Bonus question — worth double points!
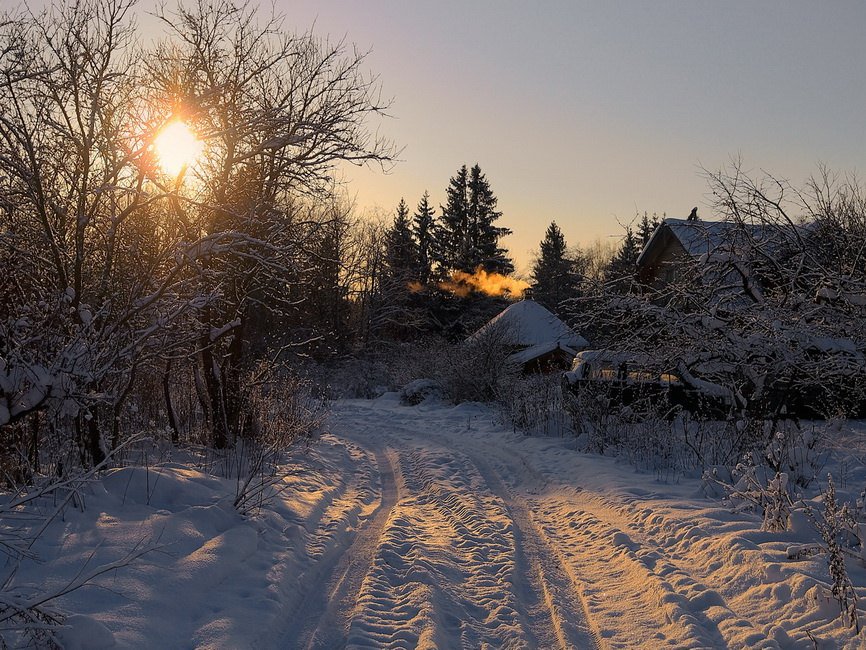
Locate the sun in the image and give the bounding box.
[154,120,203,176]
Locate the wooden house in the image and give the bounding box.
[467,299,589,373]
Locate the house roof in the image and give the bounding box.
[636,217,797,268]
[508,341,578,365]
[467,299,589,349]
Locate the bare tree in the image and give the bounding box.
[0,0,205,468]
[568,161,866,467]
[143,0,395,448]
[0,0,396,474]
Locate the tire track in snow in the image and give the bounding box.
[332,402,771,647]
[467,439,717,647]
[473,433,780,647]
[356,409,599,648]
[346,442,531,648]
[342,416,599,649]
[278,443,400,649]
[302,439,380,562]
[446,431,732,648]
[465,450,601,650]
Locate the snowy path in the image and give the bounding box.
[283,446,400,648]
[281,397,790,649]
[283,399,816,648]
[35,394,861,648]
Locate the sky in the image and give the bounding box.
[139,1,866,273]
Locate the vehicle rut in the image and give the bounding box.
[344,419,601,649]
[280,444,400,649]
[467,450,602,650]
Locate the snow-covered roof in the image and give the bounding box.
[468,299,589,349]
[636,217,795,268]
[508,341,578,365]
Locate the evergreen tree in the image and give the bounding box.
[435,165,470,275]
[436,163,513,276]
[384,198,417,280]
[308,223,350,348]
[412,191,436,285]
[606,226,641,284]
[531,221,581,314]
[375,199,424,340]
[467,163,513,274]
[637,211,661,248]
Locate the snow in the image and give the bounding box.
[468,299,589,349]
[6,398,866,648]
[507,340,577,365]
[637,217,800,267]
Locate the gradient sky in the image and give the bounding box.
[127,1,866,273]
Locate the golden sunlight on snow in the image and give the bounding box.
[154,120,203,176]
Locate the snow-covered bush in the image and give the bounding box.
[764,422,830,489]
[399,379,444,406]
[498,373,569,436]
[330,331,520,406]
[439,330,519,404]
[322,355,394,399]
[565,383,697,476]
[706,459,795,532]
[317,337,452,399]
[811,475,861,632]
[226,367,326,515]
[690,418,829,487]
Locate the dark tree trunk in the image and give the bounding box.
[163,359,180,444]
[224,318,248,440]
[201,341,228,449]
[78,411,105,467]
[28,412,39,475]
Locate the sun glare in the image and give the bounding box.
[154,120,203,177]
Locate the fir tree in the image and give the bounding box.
[637,211,661,248]
[412,191,436,285]
[467,163,513,274]
[531,221,581,314]
[436,163,513,276]
[435,165,470,275]
[376,198,423,340]
[606,226,641,284]
[384,198,418,280]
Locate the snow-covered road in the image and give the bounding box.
[277,396,816,649]
[31,394,861,648]
[320,404,599,649]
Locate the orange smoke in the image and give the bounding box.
[407,281,425,293]
[439,267,529,299]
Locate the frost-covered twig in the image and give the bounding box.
[808,475,860,633]
[704,463,795,532]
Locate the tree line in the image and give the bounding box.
[0,0,553,477]
[0,0,396,473]
[5,0,864,489]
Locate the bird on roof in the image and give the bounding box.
[687,207,698,221]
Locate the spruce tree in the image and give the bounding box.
[605,226,641,286]
[435,165,470,275]
[467,163,513,274]
[412,191,436,285]
[384,198,418,282]
[637,211,661,248]
[372,199,425,341]
[436,163,513,276]
[531,221,580,314]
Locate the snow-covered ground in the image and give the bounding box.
[6,394,866,648]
